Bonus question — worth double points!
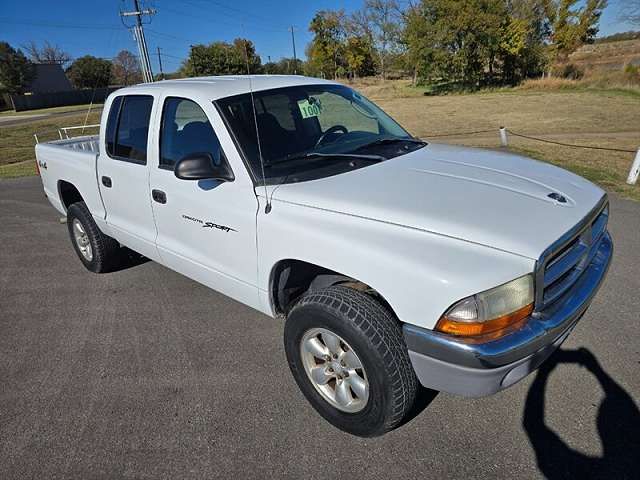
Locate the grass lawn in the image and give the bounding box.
[0,160,38,178]
[0,110,101,168]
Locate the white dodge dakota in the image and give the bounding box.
[35,75,612,436]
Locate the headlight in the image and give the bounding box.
[435,274,534,337]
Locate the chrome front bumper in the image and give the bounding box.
[403,231,613,397]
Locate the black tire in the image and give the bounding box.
[284,285,418,437]
[66,201,121,273]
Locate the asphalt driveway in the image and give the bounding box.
[1,176,639,479]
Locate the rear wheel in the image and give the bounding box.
[66,202,120,273]
[284,286,418,437]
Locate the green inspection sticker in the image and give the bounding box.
[298,98,322,119]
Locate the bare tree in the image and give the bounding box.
[620,0,640,24]
[356,0,402,80]
[112,50,142,86]
[23,41,71,67]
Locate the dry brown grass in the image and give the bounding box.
[570,38,640,71]
[360,86,640,201]
[519,71,640,93]
[518,78,583,90]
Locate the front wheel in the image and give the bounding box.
[284,286,418,437]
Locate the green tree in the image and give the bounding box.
[406,0,506,87]
[497,0,548,84]
[344,36,376,78]
[263,57,303,75]
[67,56,112,89]
[182,38,262,76]
[401,3,439,85]
[307,10,346,79]
[547,0,607,62]
[401,0,553,87]
[0,42,34,95]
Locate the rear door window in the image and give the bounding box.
[106,95,154,164]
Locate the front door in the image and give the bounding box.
[148,96,260,310]
[98,94,160,261]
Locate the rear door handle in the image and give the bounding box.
[152,189,167,204]
[101,176,112,188]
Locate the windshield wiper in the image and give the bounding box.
[353,137,427,151]
[266,152,385,168]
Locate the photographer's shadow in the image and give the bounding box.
[523,348,640,479]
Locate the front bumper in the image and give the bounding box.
[403,231,613,397]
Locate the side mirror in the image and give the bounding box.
[174,153,234,182]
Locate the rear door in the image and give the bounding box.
[98,94,160,261]
[148,95,261,310]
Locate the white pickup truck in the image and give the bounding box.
[36,75,612,437]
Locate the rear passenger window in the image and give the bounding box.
[160,97,225,169]
[106,95,153,164]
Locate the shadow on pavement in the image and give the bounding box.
[108,247,150,273]
[523,347,640,480]
[401,386,439,427]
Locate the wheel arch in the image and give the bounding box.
[57,180,84,212]
[268,258,396,318]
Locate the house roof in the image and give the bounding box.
[27,64,73,94]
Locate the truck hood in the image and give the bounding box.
[270,143,605,259]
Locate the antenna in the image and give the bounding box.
[243,40,271,214]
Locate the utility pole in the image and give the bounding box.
[289,26,297,74]
[157,47,164,80]
[120,0,155,83]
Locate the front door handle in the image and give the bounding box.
[152,189,167,204]
[101,176,112,188]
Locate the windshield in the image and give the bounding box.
[215,84,425,185]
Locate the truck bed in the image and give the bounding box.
[35,135,105,219]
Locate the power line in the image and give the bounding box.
[160,4,286,33]
[158,52,184,60]
[146,28,192,42]
[183,0,287,27]
[0,18,121,30]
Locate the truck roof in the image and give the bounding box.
[117,75,340,99]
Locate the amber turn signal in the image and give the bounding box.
[435,302,533,337]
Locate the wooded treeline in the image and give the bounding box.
[178,0,608,88]
[305,0,608,87]
[0,0,613,97]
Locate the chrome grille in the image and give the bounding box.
[535,198,609,310]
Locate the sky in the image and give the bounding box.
[0,0,637,74]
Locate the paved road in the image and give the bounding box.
[1,177,639,480]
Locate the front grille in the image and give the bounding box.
[536,199,609,310]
